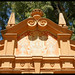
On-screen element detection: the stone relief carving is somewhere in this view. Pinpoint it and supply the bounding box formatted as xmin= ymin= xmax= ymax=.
xmin=41 ymin=62 xmax=45 ymax=67
xmin=20 ymin=62 xmax=25 ymax=67
xmin=30 ymin=62 xmax=34 ymax=67
xmin=50 ymin=62 xmax=55 ymax=67
xmin=27 ymin=19 xmax=47 ymax=27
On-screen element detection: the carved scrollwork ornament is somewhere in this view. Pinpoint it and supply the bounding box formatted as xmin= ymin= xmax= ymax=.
xmin=27 ymin=20 xmax=37 ymax=26
xmin=38 ymin=20 xmax=47 ymax=27
xmin=20 ymin=62 xmax=25 ymax=67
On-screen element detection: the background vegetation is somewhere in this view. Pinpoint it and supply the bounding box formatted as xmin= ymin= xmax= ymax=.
xmin=0 ymin=1 xmax=75 ymax=40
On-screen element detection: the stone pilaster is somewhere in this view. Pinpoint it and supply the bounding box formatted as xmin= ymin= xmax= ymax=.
xmin=57 ymin=34 xmax=71 ymax=55
xmin=3 ymin=33 xmax=17 ymax=55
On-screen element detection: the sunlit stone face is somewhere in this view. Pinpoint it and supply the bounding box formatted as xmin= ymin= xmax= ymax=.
xmin=15 ymin=31 xmax=59 ymax=56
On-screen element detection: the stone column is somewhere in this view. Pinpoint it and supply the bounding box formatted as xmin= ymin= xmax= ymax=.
xmin=0 ymin=33 xmax=17 ymax=68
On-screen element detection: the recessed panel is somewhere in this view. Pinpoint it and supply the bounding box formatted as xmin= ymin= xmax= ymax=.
xmin=15 ymin=31 xmax=59 ymax=56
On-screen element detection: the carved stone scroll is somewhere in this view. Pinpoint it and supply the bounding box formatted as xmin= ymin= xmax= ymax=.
xmin=27 ymin=19 xmax=37 ymax=30
xmin=38 ymin=20 xmax=47 ymax=31
xmin=38 ymin=20 xmax=47 ymax=27
xmin=27 ymin=20 xmax=37 ymax=26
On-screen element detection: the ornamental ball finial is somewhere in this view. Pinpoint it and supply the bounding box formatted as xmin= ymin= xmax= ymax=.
xmin=31 ymin=9 xmax=44 ymax=17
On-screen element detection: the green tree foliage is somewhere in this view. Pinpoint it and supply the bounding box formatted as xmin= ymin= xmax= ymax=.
xmin=0 ymin=1 xmax=75 ymax=40
xmin=0 ymin=1 xmax=11 ymax=40
xmin=0 ymin=2 xmax=11 ymax=29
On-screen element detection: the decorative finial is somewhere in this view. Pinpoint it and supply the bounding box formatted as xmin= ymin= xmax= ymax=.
xmin=59 ymin=13 xmax=68 ymax=29
xmin=31 ymin=9 xmax=43 ymax=17
xmin=31 ymin=9 xmax=43 ymax=20
xmin=6 ymin=12 xmax=15 ymax=29
xmin=59 ymin=13 xmax=66 ymax=26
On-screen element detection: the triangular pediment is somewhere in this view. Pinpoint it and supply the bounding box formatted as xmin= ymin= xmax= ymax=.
xmin=1 ymin=18 xmax=72 ymax=37
xmin=1 ymin=9 xmax=72 ymax=38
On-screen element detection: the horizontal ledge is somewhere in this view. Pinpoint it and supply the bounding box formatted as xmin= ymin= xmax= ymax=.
xmin=0 ymin=55 xmax=15 ymax=59
xmin=40 ymin=68 xmax=75 ymax=70
xmin=59 ymin=55 xmax=74 ymax=59
xmin=57 ymin=33 xmax=71 ymax=35
xmin=0 ymin=55 xmax=75 ymax=60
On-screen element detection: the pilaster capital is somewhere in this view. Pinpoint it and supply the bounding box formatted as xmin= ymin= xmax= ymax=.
xmin=57 ymin=33 xmax=71 ymax=40
xmin=3 ymin=33 xmax=17 ymax=40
